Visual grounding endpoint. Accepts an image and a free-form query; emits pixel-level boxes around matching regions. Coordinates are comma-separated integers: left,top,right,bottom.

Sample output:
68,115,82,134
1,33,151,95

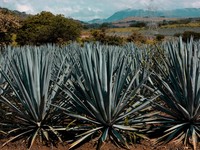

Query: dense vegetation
0,38,199,150
0,9,82,46
0,8,21,45
16,12,82,45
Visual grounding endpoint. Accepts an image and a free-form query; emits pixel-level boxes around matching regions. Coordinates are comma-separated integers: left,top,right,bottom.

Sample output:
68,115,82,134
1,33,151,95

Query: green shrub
16,11,82,45
127,31,147,44
91,29,124,45
174,31,200,42
155,34,165,41
130,22,146,28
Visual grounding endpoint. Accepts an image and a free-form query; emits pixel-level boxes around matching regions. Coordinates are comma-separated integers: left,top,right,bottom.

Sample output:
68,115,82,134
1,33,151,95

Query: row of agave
0,38,199,150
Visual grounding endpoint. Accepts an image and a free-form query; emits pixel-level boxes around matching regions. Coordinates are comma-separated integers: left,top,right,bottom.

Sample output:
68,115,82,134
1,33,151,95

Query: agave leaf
113,69,141,116
192,127,197,150
134,133,149,140
48,126,62,142
116,95,158,121
2,129,33,147
183,129,189,145
7,128,22,134
28,128,39,149
0,95,31,122
59,83,96,118
0,130,7,135
165,123,187,133
97,127,109,150
157,128,183,144
153,102,179,118
66,113,101,125
111,128,129,149
113,124,138,131
69,127,103,149
41,129,49,141
52,104,101,125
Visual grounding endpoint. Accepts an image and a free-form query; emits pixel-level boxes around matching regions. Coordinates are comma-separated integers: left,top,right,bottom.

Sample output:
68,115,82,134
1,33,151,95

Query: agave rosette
0,46,66,148
57,43,156,149
151,38,200,150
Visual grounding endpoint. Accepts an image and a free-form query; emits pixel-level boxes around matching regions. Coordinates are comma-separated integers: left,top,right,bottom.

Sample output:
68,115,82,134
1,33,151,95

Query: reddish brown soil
1,139,199,150
76,140,197,150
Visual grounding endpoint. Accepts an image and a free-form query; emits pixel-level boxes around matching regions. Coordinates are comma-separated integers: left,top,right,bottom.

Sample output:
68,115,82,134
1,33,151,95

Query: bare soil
1,138,199,150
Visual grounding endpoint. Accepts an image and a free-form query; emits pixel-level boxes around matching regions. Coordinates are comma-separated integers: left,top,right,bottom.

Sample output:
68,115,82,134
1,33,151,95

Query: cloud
2,0,9,3
16,4,34,13
1,0,200,21
193,2,200,7
44,6,81,16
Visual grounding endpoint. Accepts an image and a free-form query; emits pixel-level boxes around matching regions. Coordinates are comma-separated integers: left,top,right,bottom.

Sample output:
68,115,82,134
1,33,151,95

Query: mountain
88,18,106,24
89,8,200,23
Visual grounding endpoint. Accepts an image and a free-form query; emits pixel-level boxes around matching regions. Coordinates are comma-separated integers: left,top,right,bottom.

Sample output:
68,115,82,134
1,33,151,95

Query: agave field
0,38,199,150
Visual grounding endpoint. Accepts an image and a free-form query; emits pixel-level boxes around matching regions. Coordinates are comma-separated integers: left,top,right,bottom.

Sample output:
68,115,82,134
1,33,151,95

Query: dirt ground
0,139,199,150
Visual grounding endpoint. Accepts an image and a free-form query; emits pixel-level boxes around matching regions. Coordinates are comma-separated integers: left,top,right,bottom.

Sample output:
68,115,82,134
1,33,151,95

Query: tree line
0,9,82,46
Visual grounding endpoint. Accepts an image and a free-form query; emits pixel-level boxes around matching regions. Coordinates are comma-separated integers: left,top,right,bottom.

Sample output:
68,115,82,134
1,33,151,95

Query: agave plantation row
0,38,199,150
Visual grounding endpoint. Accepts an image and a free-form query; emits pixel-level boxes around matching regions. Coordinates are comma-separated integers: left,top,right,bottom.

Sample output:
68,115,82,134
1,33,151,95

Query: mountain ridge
89,8,200,24
0,7,31,19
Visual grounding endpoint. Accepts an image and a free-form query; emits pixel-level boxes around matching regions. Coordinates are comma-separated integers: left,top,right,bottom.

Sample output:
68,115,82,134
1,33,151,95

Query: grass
81,27,143,38
82,27,141,35
81,22,200,39
107,27,141,33
161,22,200,28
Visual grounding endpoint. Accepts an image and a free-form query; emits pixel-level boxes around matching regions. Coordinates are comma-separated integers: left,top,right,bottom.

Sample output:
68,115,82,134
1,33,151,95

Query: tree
0,9,20,45
16,11,82,45
91,29,124,45
127,31,147,44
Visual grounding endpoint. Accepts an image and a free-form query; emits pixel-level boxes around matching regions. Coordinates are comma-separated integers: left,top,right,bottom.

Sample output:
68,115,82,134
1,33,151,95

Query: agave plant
57,43,156,149
151,38,200,150
0,46,15,136
0,46,67,149
0,46,14,95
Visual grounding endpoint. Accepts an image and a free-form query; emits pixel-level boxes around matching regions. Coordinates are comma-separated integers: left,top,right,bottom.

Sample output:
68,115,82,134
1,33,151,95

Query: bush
127,31,147,44
0,10,20,45
0,32,11,46
16,11,82,45
155,34,165,41
130,22,146,28
91,29,124,45
174,31,200,42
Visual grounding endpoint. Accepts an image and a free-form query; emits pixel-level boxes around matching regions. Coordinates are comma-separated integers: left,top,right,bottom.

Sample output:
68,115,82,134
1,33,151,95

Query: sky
1,0,200,21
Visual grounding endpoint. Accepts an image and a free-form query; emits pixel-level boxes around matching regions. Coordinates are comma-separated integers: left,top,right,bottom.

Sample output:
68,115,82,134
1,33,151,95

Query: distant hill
0,7,30,19
89,8,200,23
88,18,106,24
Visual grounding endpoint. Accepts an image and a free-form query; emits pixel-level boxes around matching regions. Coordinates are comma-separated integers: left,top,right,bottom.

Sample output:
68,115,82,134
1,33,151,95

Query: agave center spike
37,122,41,127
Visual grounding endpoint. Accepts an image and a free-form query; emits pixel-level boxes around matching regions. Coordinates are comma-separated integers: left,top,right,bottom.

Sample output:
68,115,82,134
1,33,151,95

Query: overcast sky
1,0,200,21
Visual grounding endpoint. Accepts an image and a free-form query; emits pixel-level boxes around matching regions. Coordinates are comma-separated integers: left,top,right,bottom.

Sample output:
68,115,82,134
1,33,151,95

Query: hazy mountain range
1,7,200,24
88,8,200,23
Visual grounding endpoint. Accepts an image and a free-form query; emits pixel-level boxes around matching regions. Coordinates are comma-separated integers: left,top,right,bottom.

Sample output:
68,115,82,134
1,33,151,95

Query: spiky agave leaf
57,43,155,149
0,45,67,149
151,38,200,150
0,46,14,95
